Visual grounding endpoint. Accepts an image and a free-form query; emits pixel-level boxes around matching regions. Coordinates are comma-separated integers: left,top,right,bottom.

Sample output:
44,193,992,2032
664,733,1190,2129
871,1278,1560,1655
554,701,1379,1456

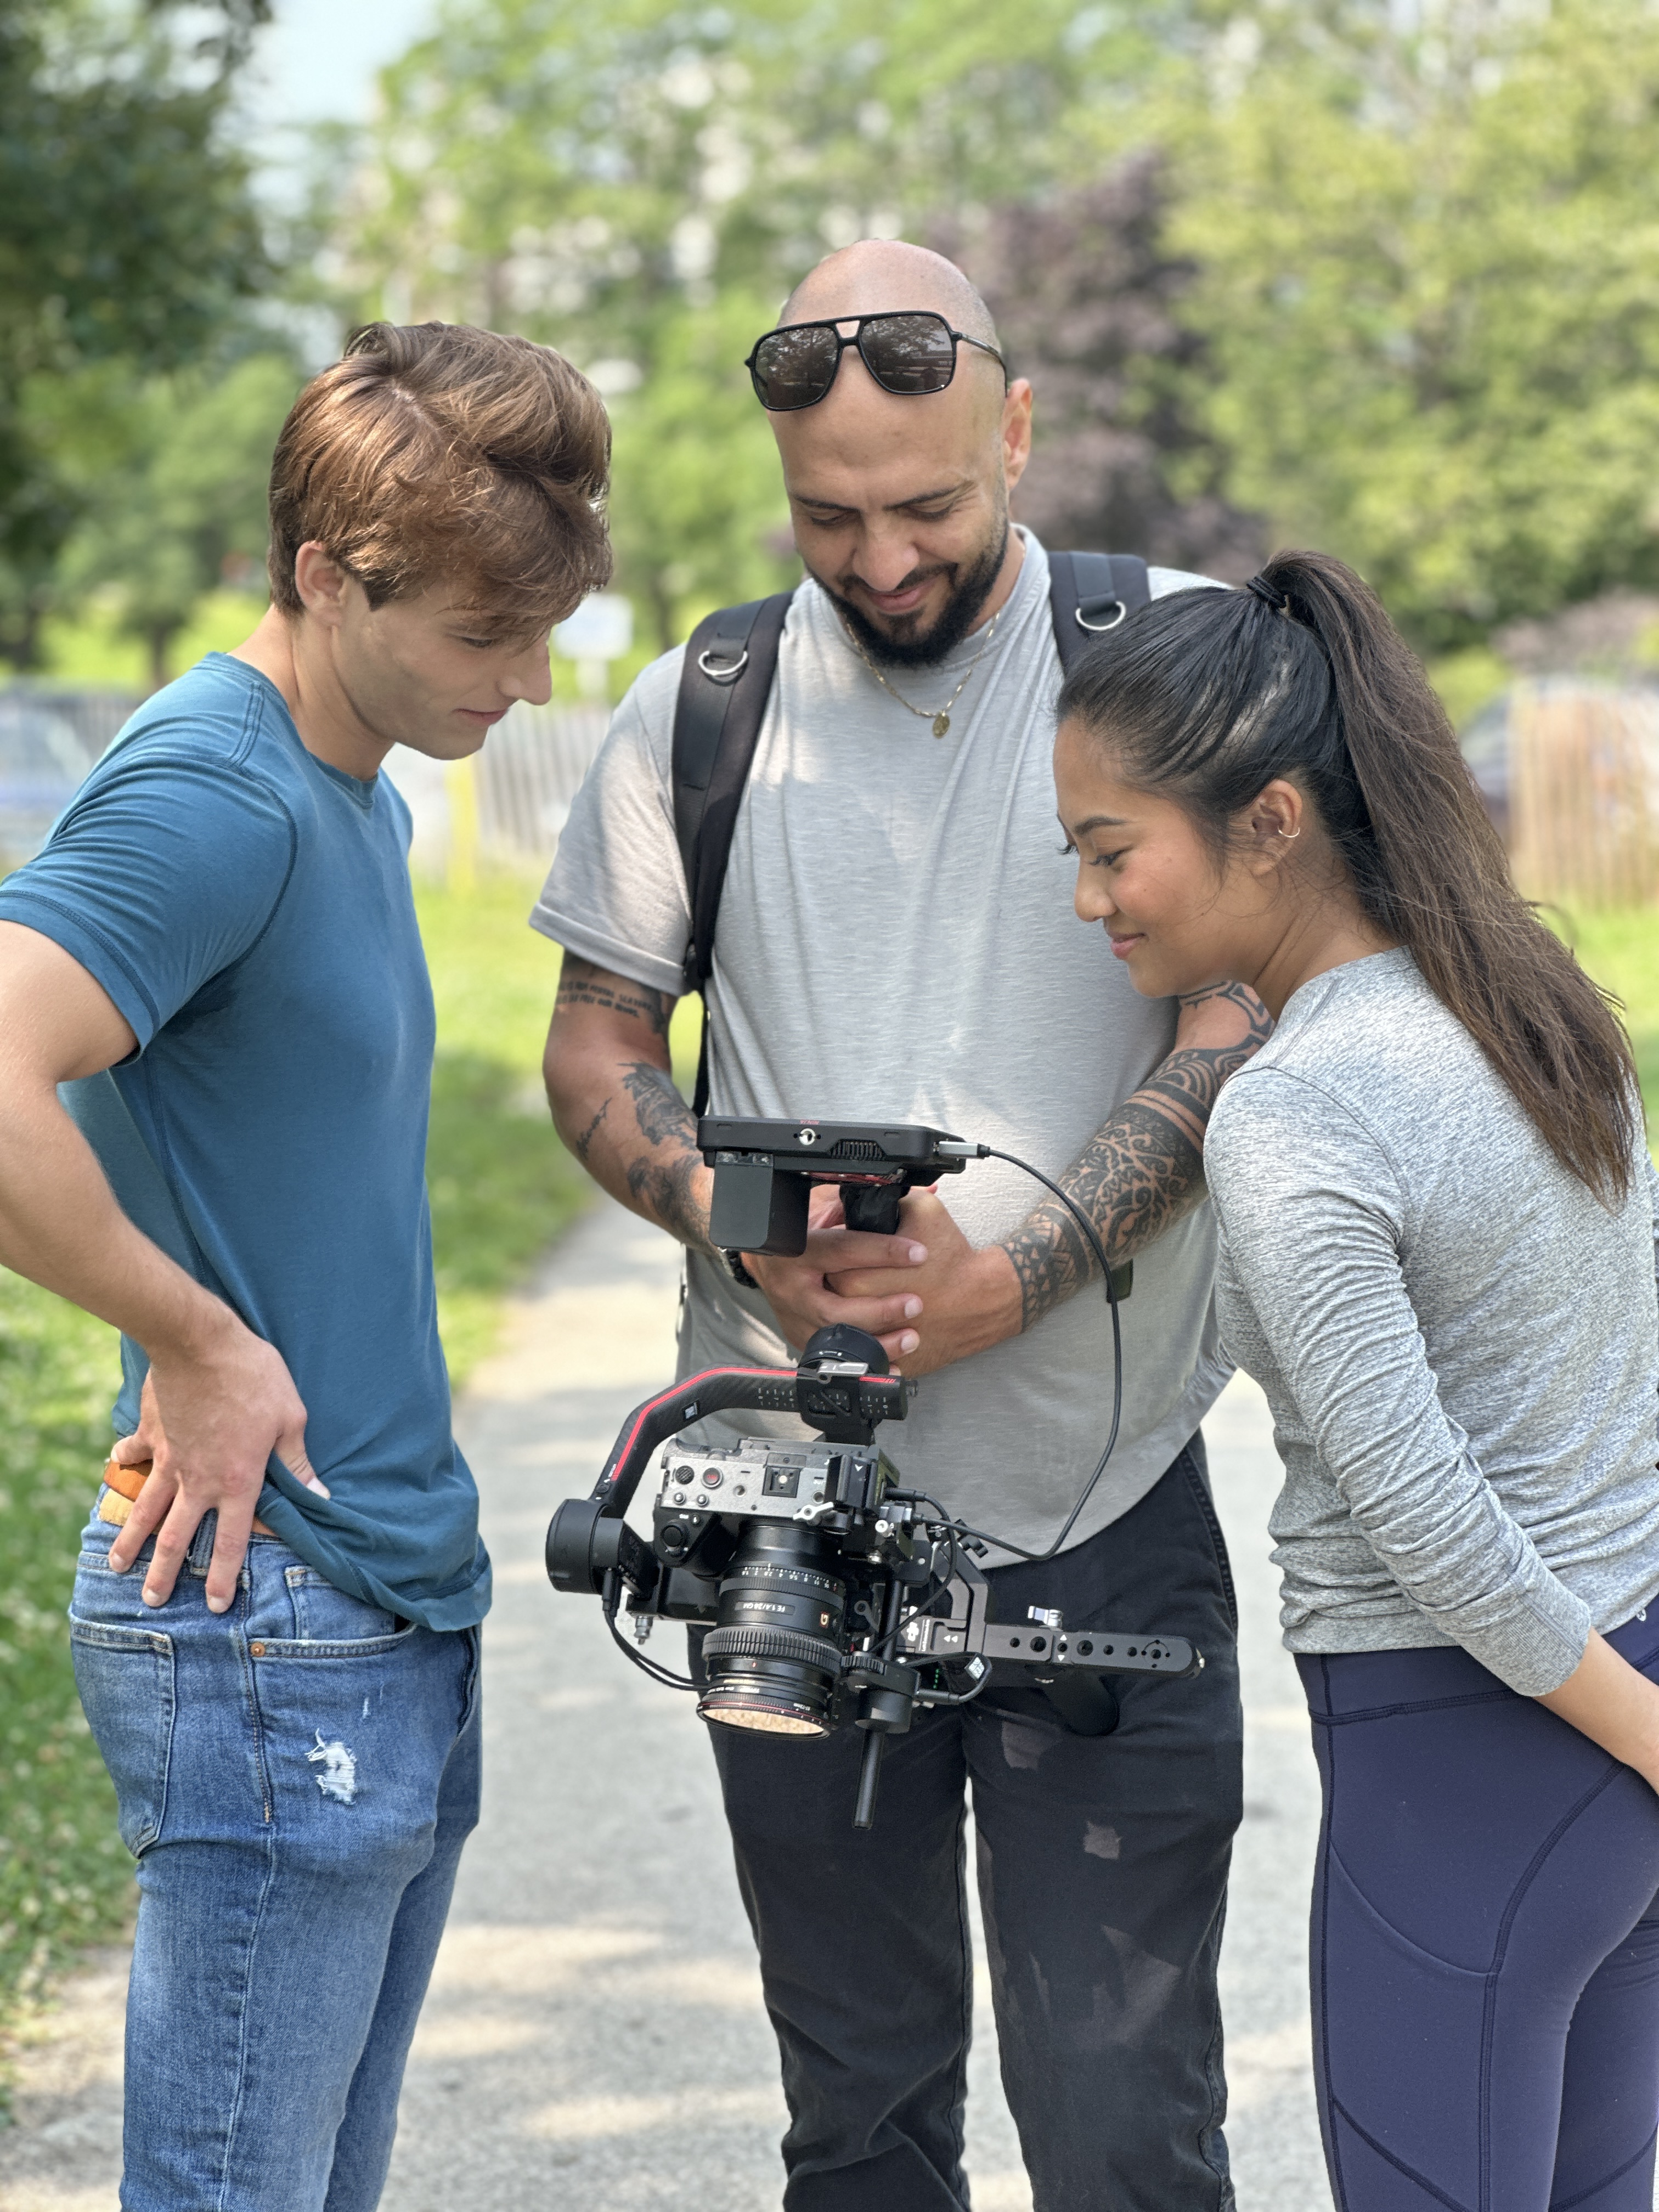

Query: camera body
637,1426,1195,1740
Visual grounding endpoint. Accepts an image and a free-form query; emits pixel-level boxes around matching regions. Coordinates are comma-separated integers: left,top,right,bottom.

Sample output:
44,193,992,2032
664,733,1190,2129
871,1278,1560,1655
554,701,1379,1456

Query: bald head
761,238,1031,670
782,240,1000,351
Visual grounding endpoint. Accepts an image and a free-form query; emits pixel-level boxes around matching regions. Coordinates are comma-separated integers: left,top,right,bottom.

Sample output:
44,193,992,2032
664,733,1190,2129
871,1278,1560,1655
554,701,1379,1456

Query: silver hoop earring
1279,825,1302,841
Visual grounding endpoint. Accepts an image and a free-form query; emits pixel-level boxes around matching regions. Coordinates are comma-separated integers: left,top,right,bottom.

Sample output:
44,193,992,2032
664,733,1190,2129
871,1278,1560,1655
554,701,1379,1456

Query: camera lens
699,1523,848,1736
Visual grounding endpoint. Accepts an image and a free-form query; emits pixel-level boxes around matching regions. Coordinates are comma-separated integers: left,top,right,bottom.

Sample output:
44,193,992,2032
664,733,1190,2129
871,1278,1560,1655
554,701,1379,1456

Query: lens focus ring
702,1626,844,1673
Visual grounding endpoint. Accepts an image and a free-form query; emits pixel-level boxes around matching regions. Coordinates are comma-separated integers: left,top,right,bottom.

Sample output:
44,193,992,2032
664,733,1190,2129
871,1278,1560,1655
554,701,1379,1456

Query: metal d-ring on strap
1075,598,1127,634
697,645,751,685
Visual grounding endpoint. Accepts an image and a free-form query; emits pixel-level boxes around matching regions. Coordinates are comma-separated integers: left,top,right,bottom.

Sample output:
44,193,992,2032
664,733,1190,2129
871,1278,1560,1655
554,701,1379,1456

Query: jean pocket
280,1565,404,1646
69,1616,176,1856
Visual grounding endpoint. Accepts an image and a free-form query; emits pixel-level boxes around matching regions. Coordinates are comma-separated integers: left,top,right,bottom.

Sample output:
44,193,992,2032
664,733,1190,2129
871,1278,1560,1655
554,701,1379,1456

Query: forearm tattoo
555,953,674,1039
619,1061,713,1254
572,1098,609,1163
1002,981,1273,1331
552,955,710,1248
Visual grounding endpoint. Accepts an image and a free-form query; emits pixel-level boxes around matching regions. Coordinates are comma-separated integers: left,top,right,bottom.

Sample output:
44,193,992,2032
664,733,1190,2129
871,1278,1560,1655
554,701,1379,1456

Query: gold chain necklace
842,609,1002,737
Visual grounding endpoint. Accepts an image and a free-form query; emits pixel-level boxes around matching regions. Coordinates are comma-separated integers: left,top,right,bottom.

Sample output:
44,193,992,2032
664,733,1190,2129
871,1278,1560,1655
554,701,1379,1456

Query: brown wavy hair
267,321,612,632
1057,548,1641,1203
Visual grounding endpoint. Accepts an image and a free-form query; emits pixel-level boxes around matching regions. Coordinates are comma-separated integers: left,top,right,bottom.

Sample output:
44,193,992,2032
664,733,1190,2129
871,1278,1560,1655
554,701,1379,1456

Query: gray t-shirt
534,531,1232,1556
1205,947,1659,1696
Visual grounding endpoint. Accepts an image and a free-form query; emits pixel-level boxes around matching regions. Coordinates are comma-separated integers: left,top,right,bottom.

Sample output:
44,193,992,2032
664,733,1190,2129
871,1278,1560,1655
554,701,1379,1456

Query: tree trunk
146,625,178,695
648,573,676,653
0,600,46,673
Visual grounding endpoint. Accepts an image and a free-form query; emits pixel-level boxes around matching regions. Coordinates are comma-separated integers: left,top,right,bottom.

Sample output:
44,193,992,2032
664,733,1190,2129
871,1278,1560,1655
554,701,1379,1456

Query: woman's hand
1538,1629,1659,1793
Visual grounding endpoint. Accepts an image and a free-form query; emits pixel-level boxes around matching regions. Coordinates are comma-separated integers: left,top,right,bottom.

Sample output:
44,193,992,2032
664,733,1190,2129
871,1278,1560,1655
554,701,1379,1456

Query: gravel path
0,1195,1334,2210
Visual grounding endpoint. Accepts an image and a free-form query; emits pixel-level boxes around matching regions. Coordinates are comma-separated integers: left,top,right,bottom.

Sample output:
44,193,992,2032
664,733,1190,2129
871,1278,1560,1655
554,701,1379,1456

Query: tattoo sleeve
554,953,674,1040
619,1061,715,1255
1000,981,1273,1333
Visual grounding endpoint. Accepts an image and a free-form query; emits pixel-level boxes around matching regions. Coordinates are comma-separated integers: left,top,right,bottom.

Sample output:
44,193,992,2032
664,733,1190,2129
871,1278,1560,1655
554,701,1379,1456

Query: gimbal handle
588,1367,798,1516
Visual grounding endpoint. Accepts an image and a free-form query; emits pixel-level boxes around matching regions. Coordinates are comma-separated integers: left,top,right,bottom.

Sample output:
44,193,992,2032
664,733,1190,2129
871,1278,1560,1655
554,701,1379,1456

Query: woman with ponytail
1053,550,1659,2211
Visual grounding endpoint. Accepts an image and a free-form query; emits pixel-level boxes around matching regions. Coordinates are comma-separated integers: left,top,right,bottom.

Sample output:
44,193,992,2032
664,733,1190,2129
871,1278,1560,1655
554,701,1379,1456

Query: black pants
695,1438,1243,2212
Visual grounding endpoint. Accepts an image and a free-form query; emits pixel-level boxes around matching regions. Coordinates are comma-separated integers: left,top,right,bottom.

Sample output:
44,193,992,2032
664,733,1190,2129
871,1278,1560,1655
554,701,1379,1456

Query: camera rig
546,1120,1195,1829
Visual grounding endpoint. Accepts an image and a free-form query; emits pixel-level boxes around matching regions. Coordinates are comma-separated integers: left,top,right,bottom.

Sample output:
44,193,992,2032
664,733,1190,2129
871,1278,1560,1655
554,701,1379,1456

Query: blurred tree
1161,0,1659,648
0,0,273,668
327,0,1188,637
935,153,1262,578
604,294,794,650
58,354,301,690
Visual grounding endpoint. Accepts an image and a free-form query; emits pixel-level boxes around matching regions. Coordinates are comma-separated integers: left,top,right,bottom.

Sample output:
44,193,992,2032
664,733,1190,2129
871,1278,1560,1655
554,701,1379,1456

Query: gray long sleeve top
1204,947,1659,1696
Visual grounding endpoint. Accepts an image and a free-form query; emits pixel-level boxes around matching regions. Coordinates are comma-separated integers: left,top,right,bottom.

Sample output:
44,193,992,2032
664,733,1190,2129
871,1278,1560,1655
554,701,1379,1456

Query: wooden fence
1506,685,1659,908
386,701,611,881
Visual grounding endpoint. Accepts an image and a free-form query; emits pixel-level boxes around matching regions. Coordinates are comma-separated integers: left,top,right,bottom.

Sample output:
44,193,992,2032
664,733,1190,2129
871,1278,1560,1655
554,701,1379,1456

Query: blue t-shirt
0,653,489,1630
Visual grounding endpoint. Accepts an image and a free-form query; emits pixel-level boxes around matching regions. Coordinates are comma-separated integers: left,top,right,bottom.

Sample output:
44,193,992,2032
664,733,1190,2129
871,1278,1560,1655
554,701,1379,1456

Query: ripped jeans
70,1499,482,2212
696,1438,1243,2212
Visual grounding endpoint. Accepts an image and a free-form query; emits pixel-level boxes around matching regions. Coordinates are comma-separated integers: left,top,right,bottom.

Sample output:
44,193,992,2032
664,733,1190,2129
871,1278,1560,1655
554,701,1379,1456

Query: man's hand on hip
107,1309,326,1612
823,1188,1022,1379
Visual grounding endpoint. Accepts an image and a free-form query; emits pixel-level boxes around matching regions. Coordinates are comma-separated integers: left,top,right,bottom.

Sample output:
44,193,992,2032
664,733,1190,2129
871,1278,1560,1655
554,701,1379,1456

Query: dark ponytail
1057,549,1641,1204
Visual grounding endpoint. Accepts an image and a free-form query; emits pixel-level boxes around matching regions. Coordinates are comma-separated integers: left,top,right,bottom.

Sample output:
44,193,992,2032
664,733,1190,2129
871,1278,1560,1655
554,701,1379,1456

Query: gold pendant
932,712,951,738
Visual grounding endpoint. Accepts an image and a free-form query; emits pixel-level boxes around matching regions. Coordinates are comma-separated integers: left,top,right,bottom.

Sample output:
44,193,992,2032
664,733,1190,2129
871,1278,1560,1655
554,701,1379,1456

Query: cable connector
935,1139,991,1160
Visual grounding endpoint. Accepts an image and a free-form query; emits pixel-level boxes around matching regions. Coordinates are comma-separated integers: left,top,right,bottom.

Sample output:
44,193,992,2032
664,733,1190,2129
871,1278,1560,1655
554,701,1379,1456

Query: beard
811,514,1011,670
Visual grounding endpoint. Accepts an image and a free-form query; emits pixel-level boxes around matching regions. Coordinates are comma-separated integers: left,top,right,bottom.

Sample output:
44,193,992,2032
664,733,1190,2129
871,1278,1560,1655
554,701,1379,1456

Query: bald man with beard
538,240,1265,2212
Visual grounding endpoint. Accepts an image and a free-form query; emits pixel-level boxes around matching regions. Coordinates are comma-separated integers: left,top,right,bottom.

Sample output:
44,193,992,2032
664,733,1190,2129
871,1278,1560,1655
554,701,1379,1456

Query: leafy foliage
935,153,1262,579
0,0,273,667
1161,0,1659,648
327,0,1188,634
58,354,302,687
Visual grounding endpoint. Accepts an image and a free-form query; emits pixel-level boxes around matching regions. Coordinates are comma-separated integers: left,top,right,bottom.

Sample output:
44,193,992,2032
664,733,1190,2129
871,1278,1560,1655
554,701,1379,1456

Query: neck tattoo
840,608,1002,737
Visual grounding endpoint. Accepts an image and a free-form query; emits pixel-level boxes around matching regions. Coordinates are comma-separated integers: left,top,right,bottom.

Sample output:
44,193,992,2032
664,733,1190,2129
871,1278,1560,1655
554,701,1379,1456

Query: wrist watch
721,1250,759,1290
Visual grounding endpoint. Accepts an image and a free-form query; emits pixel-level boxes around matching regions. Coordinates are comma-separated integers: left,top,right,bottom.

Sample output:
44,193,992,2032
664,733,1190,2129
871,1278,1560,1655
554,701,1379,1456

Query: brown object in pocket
98,1455,153,1525
95,1453,278,1537
101,1455,154,1503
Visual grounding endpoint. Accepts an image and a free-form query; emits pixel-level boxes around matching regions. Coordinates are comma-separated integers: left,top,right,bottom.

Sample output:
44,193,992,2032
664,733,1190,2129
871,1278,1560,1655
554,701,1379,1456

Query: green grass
1553,907,1659,1126
414,871,598,1379
0,1282,133,2045
0,869,603,2057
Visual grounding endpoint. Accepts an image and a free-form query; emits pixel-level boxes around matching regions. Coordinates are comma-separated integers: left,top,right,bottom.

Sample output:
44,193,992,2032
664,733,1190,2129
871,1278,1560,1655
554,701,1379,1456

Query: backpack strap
671,589,793,1114
667,554,1148,1118
1047,551,1151,678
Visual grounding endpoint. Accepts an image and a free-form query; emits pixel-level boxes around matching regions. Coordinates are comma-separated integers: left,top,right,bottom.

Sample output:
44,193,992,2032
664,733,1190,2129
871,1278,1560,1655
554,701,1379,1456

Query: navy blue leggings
1299,1612,1659,2212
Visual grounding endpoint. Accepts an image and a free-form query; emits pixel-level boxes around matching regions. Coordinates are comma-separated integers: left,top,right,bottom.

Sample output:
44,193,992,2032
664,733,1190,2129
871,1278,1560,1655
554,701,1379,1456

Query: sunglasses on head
744,310,1008,411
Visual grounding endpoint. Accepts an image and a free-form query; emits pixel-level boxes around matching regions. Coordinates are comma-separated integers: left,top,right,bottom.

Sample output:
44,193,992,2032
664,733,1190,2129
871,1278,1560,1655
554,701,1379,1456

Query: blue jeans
70,1499,482,2212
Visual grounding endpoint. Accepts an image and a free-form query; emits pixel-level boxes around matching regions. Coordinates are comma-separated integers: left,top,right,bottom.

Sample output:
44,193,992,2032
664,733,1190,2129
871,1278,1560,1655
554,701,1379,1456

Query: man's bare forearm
616,1060,714,1251
999,981,1272,1331
544,955,716,1254
0,1084,233,1357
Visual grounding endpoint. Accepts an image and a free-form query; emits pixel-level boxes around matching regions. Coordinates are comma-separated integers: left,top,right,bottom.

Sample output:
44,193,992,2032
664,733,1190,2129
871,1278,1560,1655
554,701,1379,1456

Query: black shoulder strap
1047,551,1151,678
668,554,1148,1120
671,589,793,1114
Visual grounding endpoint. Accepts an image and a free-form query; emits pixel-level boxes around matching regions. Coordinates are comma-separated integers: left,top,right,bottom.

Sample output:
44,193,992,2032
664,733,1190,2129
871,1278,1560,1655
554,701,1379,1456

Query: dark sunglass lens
860,313,956,396
750,325,840,409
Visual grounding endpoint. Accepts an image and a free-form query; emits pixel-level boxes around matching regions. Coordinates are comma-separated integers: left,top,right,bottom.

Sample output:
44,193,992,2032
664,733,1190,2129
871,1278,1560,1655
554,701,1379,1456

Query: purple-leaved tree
935,153,1262,580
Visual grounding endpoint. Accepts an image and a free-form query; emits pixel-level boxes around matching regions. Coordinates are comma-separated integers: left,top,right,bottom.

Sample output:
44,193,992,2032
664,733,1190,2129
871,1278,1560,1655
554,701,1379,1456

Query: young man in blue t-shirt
0,323,611,2211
